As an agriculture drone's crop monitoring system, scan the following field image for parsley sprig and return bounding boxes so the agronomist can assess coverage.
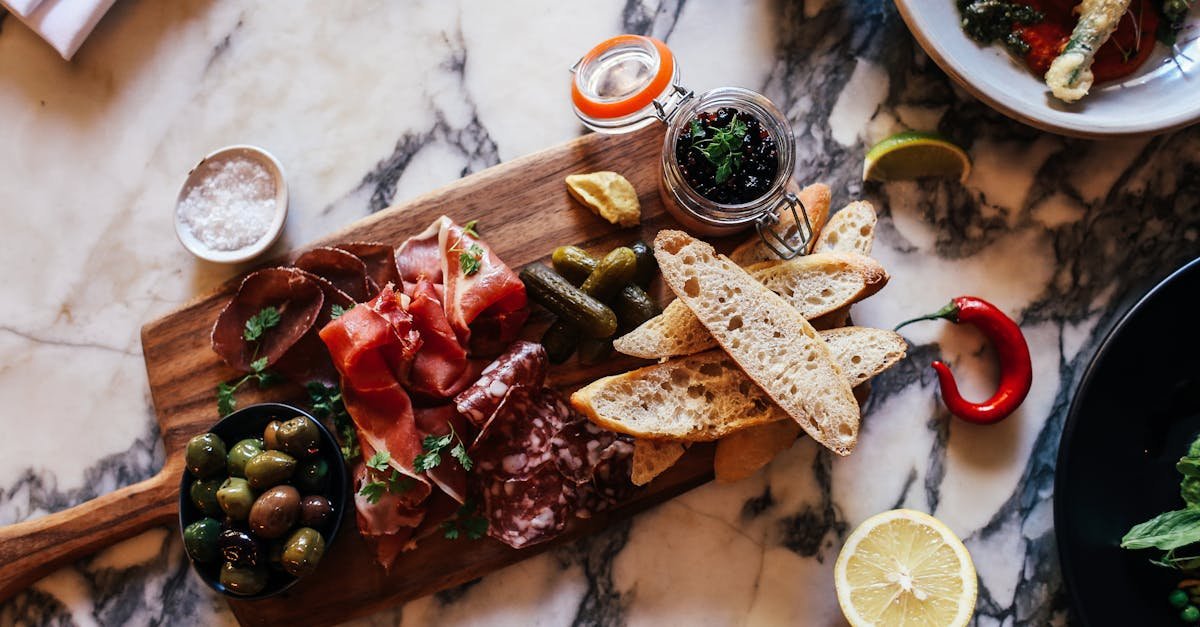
[462,219,480,238]
[216,307,281,416]
[357,449,415,504]
[442,498,488,540]
[459,243,485,277]
[690,117,748,184]
[330,303,353,320]
[413,424,472,473]
[307,381,359,461]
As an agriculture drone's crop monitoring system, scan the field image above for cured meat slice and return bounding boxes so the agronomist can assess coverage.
[337,242,400,295]
[468,309,530,357]
[483,464,572,549]
[294,247,374,302]
[211,267,323,372]
[471,385,558,481]
[408,279,473,399]
[395,218,445,290]
[273,271,356,385]
[571,437,635,519]
[352,442,424,571]
[552,417,631,486]
[320,287,429,498]
[439,219,528,348]
[413,405,473,504]
[455,341,547,428]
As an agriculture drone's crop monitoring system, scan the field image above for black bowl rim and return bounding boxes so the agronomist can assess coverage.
[1053,256,1200,622]
[177,401,349,600]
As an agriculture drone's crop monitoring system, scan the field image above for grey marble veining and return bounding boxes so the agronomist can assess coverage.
[1,0,1198,625]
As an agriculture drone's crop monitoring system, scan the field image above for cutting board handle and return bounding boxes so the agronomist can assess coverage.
[0,456,182,602]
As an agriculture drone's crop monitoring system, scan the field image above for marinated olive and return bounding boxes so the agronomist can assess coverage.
[183,518,222,563]
[276,416,321,458]
[267,539,286,571]
[185,433,227,478]
[226,438,264,478]
[298,495,334,528]
[218,528,264,567]
[219,562,268,596]
[294,458,330,494]
[249,485,300,539]
[244,450,297,490]
[189,478,224,518]
[216,477,255,520]
[281,527,326,577]
[263,420,284,451]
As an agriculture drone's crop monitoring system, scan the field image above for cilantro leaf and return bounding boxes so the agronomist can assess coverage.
[358,481,386,504]
[250,356,269,373]
[459,243,485,277]
[217,382,237,416]
[367,450,391,472]
[451,441,472,471]
[330,304,352,320]
[463,219,480,238]
[243,306,281,342]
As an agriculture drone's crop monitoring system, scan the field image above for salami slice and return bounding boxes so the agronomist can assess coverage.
[294,246,374,302]
[470,385,557,481]
[454,341,547,427]
[552,417,629,485]
[211,267,323,372]
[572,438,635,519]
[483,464,572,549]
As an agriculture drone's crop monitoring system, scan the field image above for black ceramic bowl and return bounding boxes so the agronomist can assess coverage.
[178,402,348,599]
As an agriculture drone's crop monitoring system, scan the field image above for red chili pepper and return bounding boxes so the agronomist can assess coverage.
[894,296,1032,425]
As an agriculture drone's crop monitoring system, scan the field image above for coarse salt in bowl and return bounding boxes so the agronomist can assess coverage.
[175,145,288,264]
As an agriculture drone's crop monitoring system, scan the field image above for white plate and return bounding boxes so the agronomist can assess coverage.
[894,1,1200,138]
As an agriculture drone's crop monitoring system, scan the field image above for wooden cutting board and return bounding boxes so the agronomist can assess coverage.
[0,125,742,624]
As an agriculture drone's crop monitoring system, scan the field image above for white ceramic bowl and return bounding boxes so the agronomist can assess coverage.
[174,145,288,264]
[894,1,1200,138]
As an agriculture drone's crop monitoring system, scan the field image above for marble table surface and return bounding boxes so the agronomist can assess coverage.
[2,1,1199,625]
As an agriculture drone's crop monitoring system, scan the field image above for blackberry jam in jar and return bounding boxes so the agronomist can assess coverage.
[571,35,811,258]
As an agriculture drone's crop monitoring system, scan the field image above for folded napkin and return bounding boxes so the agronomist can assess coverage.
[1,0,117,60]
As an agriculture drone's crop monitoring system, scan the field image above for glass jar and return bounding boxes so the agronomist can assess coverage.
[571,35,812,259]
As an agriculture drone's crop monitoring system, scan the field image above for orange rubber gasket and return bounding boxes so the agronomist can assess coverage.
[571,35,675,121]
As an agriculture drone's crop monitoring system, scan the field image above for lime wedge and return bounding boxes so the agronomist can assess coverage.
[863,131,970,183]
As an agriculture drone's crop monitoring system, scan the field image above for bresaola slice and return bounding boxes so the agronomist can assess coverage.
[211,267,324,372]
[338,242,400,291]
[294,247,375,302]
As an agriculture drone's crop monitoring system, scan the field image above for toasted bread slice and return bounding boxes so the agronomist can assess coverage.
[815,200,877,255]
[714,421,802,483]
[613,252,889,359]
[573,327,906,441]
[631,439,688,486]
[729,183,832,265]
[652,230,862,455]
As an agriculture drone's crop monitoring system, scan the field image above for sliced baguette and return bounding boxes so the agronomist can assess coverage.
[573,327,906,441]
[613,251,889,359]
[652,230,862,455]
[714,421,802,483]
[814,200,877,255]
[728,183,832,265]
[631,440,688,486]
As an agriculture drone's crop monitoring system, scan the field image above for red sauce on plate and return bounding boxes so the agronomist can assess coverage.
[1012,0,1160,82]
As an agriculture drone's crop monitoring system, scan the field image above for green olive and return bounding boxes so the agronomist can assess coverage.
[281,527,326,577]
[216,477,255,520]
[294,458,330,494]
[249,485,301,539]
[244,450,297,490]
[226,438,264,478]
[185,433,227,478]
[219,562,269,596]
[189,478,224,518]
[263,420,284,451]
[182,518,222,563]
[276,416,321,458]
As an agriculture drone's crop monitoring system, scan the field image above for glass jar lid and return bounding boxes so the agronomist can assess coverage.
[571,35,684,133]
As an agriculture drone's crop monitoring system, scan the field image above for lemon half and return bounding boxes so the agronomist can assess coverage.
[834,509,977,627]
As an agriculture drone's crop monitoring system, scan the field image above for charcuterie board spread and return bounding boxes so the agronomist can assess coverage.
[159,126,721,625]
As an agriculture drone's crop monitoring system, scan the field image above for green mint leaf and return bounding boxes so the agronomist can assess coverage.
[358,481,386,504]
[367,450,391,472]
[1122,508,1200,550]
[450,442,472,471]
[463,220,480,238]
[243,306,281,342]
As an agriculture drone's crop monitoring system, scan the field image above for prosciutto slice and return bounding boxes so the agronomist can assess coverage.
[407,279,474,399]
[395,218,445,291]
[438,219,528,348]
